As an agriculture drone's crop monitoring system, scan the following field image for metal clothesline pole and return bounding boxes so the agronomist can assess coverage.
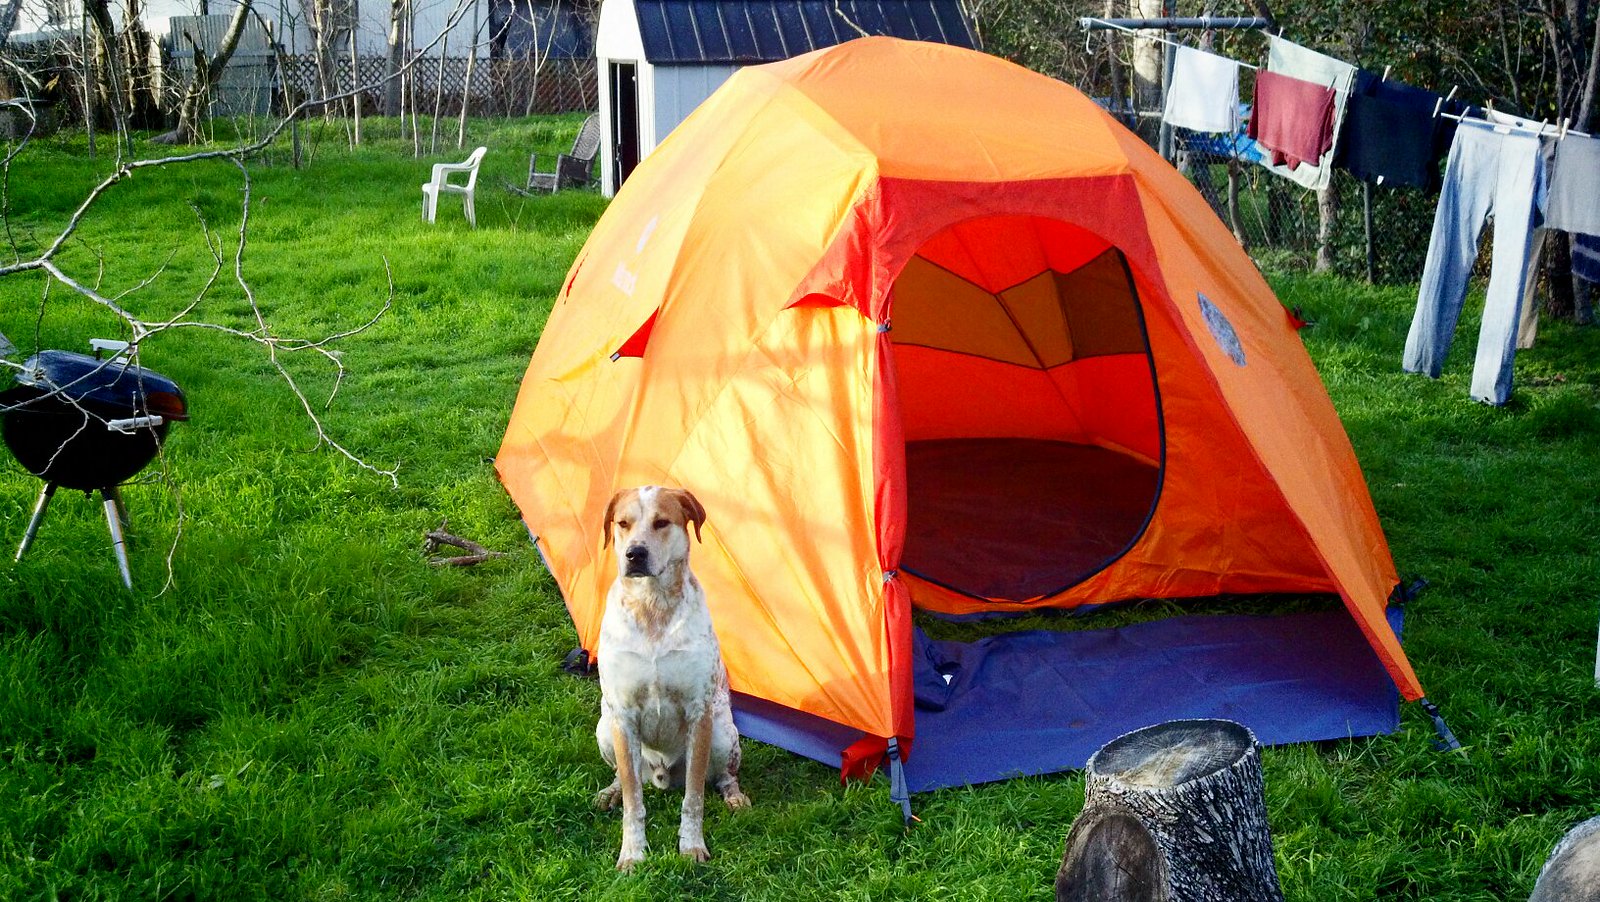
[1078,17,1274,31]
[1077,16,1268,73]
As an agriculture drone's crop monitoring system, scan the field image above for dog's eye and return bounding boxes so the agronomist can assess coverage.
[616,520,632,530]
[653,519,670,530]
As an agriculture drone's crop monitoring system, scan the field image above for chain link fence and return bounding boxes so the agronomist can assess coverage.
[1172,129,1437,284]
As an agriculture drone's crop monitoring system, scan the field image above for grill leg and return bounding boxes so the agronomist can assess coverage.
[105,485,129,534]
[101,489,132,590]
[15,482,57,562]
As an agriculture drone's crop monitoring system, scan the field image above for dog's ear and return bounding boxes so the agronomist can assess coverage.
[669,489,707,543]
[601,490,627,549]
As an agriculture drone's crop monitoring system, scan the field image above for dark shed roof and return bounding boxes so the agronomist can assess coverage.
[634,0,976,64]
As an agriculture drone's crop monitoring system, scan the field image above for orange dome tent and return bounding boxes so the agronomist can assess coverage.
[498,37,1445,794]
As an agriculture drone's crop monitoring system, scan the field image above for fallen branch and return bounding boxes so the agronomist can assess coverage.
[423,519,506,567]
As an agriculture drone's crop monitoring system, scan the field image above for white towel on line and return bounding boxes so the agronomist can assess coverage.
[1163,45,1241,134]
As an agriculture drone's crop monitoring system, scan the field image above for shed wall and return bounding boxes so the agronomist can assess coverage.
[651,63,738,148]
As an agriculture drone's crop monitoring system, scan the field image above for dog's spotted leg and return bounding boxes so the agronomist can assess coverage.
[678,707,713,862]
[611,720,647,871]
[712,708,750,809]
[715,773,750,810]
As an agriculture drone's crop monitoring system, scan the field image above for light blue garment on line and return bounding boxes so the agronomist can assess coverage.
[1403,120,1548,406]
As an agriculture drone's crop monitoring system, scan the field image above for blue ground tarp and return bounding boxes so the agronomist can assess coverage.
[734,606,1403,792]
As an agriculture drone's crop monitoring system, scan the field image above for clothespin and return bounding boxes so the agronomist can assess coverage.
[1381,65,1391,81]
[1559,117,1570,139]
[1434,85,1459,119]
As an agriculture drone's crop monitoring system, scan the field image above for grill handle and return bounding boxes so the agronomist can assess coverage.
[105,415,165,432]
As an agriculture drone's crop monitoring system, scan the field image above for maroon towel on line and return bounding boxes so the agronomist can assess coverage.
[1249,69,1337,170]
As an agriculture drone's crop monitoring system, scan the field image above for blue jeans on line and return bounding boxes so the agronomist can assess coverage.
[1403,120,1547,405]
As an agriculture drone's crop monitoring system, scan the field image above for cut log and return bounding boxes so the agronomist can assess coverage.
[1054,719,1284,902]
[1530,815,1600,901]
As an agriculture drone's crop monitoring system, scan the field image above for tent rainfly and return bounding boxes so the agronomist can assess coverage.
[498,37,1454,798]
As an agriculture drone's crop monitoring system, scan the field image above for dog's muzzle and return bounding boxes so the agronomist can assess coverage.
[623,545,651,577]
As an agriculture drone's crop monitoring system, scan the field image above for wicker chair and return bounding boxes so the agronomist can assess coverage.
[521,114,601,193]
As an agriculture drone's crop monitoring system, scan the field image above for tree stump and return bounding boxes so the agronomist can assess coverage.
[1530,815,1600,901]
[1054,719,1284,902]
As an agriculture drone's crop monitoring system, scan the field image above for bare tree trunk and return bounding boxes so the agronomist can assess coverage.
[1572,8,1599,324]
[349,33,362,145]
[79,8,97,156]
[457,33,478,148]
[1130,0,1165,144]
[384,0,408,116]
[429,34,448,154]
[306,0,343,121]
[0,0,26,54]
[1539,0,1595,323]
[83,0,132,156]
[1227,156,1246,247]
[408,31,421,156]
[119,0,159,129]
[1103,0,1128,125]
[161,0,256,145]
[1316,181,1339,273]
[1580,7,1600,126]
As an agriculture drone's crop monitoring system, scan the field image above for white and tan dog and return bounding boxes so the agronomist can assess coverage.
[595,486,749,871]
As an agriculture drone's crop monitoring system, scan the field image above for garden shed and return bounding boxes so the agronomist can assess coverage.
[594,0,977,196]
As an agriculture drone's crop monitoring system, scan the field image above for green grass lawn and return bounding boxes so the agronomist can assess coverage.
[2,118,1599,900]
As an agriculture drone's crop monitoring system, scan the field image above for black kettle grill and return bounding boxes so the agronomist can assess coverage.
[2,342,188,588]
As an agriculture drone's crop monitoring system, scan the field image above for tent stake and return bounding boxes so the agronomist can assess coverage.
[887,737,915,825]
[1420,698,1463,754]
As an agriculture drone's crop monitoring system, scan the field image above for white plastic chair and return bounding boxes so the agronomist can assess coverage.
[421,146,487,226]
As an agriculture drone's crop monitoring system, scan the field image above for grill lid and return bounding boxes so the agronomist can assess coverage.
[11,350,189,420]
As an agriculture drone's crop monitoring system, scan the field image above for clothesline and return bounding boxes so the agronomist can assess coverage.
[1080,17,1260,70]
[1087,19,1594,140]
[1440,109,1592,140]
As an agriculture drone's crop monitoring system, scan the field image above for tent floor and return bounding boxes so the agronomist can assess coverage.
[901,438,1160,601]
[732,607,1403,793]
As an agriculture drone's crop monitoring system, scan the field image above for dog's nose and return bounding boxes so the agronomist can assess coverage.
[623,545,650,576]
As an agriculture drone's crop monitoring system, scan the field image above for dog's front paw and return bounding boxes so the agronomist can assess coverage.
[679,840,711,863]
[616,839,647,872]
[594,782,622,811]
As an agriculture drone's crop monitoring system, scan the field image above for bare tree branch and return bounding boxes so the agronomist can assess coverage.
[423,519,507,566]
